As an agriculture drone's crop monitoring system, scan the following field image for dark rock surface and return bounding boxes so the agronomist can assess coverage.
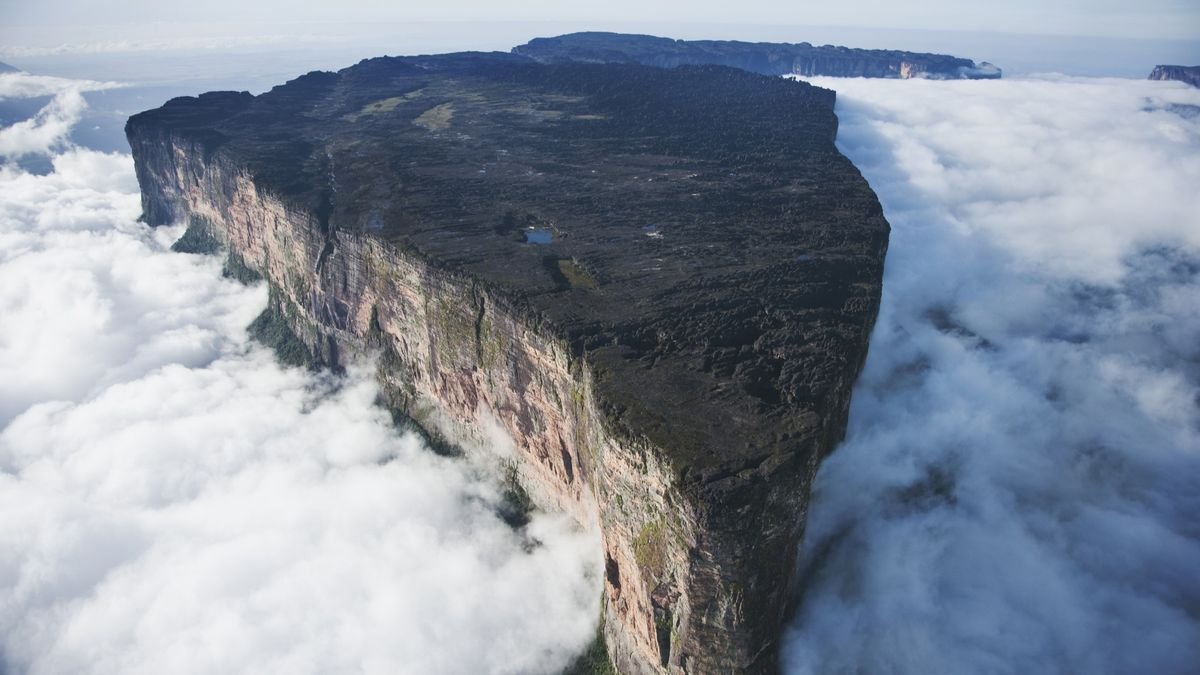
[127,52,888,673]
[1149,65,1200,88]
[514,31,1001,80]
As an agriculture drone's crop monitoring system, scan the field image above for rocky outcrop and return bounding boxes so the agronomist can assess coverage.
[514,32,1000,80]
[1149,65,1200,88]
[127,53,888,673]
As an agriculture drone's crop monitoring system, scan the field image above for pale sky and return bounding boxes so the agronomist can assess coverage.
[2,0,1199,42]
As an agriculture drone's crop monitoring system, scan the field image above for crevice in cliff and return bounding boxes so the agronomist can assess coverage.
[315,234,335,277]
[314,149,338,278]
[472,288,488,364]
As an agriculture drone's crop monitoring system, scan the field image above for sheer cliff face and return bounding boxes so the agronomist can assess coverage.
[1149,65,1200,88]
[126,54,888,673]
[513,32,1001,80]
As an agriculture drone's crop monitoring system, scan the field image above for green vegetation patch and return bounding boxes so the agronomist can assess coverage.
[343,91,424,122]
[429,295,476,366]
[413,102,455,131]
[222,251,262,284]
[633,518,670,584]
[562,618,617,675]
[543,256,598,291]
[557,258,597,289]
[171,218,221,254]
[248,296,312,368]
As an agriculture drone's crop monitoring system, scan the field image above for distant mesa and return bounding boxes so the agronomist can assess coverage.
[1149,65,1200,88]
[513,31,1001,80]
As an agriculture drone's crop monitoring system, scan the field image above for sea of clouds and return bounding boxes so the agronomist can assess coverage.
[0,72,600,675]
[783,76,1200,674]
[2,60,1199,675]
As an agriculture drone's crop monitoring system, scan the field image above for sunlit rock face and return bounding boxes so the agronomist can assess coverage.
[126,52,888,673]
[514,32,1001,80]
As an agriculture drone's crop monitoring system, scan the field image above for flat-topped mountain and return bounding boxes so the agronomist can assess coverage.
[1149,65,1200,88]
[514,31,1001,80]
[127,52,888,673]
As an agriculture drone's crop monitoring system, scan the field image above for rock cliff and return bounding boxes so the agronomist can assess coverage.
[514,32,1000,80]
[1149,64,1200,88]
[126,52,889,673]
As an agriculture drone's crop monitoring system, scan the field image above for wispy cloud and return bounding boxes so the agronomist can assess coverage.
[0,73,125,158]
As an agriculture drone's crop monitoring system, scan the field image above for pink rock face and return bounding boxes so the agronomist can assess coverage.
[137,136,696,671]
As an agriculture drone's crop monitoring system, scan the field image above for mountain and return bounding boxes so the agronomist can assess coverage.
[0,61,21,74]
[126,52,888,672]
[514,31,1001,80]
[1149,64,1200,88]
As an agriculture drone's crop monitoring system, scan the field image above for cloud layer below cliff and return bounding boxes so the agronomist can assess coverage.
[784,77,1200,674]
[0,76,600,675]
[4,65,1199,674]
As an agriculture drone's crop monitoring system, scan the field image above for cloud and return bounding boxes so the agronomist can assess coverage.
[0,81,600,674]
[783,77,1200,674]
[0,73,123,100]
[0,73,124,159]
[0,34,348,59]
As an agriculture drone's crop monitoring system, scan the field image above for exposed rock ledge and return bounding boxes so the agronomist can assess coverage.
[1149,65,1200,88]
[126,53,888,673]
[514,31,1001,80]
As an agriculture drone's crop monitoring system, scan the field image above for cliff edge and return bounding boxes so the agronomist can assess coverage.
[514,31,1000,80]
[1149,64,1200,88]
[126,52,888,673]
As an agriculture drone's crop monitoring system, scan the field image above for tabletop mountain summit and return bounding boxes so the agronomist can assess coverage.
[126,49,889,673]
[514,31,1001,80]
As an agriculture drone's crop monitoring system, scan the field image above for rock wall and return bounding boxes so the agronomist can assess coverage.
[1149,64,1200,88]
[127,84,876,671]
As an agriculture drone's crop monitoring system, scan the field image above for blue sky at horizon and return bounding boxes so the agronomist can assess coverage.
[2,0,1199,46]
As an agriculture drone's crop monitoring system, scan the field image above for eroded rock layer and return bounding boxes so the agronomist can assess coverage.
[514,31,1001,80]
[126,53,889,673]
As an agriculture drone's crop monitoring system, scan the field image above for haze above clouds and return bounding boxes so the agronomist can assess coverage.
[2,0,1198,40]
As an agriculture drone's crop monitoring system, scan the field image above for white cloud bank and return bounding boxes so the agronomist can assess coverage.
[784,77,1200,674]
[0,73,124,158]
[0,78,599,674]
